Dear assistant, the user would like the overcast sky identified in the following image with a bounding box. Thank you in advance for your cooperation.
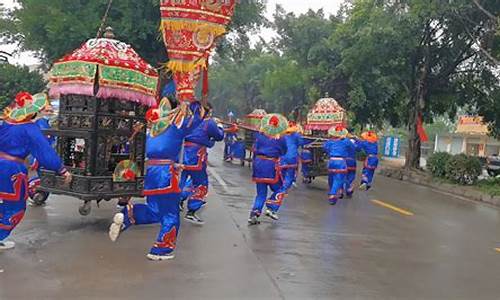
[0,0,343,65]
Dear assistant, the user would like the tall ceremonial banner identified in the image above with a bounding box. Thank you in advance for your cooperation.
[160,0,237,102]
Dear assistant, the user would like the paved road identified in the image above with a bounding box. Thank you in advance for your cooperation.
[1,144,500,300]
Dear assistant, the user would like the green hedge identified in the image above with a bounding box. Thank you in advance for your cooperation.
[427,152,482,185]
[445,154,482,185]
[427,152,452,178]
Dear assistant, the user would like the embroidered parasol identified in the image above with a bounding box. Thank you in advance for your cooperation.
[260,113,288,138]
[113,160,140,182]
[244,109,267,129]
[3,92,50,122]
[49,29,159,107]
[160,0,237,102]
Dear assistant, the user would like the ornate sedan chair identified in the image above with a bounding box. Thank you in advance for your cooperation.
[39,29,159,215]
[303,96,348,182]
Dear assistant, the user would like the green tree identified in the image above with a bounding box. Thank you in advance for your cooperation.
[6,0,266,67]
[333,0,500,169]
[0,63,46,109]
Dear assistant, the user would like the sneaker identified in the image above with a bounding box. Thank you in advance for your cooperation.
[0,241,15,250]
[265,209,279,221]
[184,211,205,225]
[360,183,368,191]
[329,198,338,206]
[109,213,124,242]
[248,215,260,225]
[146,253,175,261]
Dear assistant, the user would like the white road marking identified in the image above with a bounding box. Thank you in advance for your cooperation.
[208,166,230,193]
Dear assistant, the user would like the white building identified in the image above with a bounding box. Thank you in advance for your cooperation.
[434,116,500,157]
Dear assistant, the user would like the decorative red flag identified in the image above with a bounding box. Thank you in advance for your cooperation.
[417,113,429,142]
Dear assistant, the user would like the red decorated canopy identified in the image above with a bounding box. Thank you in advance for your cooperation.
[49,36,159,107]
[305,97,347,131]
[160,0,237,102]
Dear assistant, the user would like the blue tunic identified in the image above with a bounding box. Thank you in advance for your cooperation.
[0,121,64,199]
[183,118,224,169]
[323,138,355,159]
[280,132,313,167]
[359,140,379,169]
[143,103,203,195]
[252,133,287,183]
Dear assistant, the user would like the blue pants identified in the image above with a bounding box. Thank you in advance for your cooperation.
[345,158,357,196]
[122,193,181,256]
[251,182,287,216]
[361,156,378,188]
[301,163,310,178]
[327,159,347,205]
[231,141,246,160]
[180,167,209,213]
[361,168,376,187]
[0,175,27,241]
[281,167,297,191]
[224,142,233,160]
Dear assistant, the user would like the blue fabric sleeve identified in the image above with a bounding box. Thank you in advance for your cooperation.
[181,102,204,136]
[279,137,288,156]
[323,141,330,152]
[298,134,315,146]
[25,124,64,173]
[207,119,225,142]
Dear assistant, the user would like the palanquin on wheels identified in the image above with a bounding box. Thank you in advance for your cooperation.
[38,29,158,215]
[302,96,348,180]
[39,95,148,214]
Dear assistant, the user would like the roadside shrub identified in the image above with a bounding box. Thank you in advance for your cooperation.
[427,152,453,178]
[445,154,482,185]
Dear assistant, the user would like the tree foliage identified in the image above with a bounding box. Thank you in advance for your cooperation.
[5,0,266,67]
[0,63,46,109]
[210,1,500,169]
[332,0,500,168]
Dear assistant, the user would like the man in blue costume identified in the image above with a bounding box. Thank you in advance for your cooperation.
[0,92,71,250]
[280,122,314,191]
[359,131,379,191]
[323,126,354,205]
[344,135,361,198]
[28,104,56,205]
[300,147,313,184]
[109,98,204,261]
[180,103,224,225]
[249,114,288,225]
[223,123,238,161]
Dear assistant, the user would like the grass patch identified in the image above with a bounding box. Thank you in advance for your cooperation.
[476,178,500,196]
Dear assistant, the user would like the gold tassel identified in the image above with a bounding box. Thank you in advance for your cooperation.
[160,20,227,37]
[166,59,208,73]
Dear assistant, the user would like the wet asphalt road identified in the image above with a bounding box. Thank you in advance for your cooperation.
[1,144,500,300]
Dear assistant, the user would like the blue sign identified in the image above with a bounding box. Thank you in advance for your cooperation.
[383,136,401,158]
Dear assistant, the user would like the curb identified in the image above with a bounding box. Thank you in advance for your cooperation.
[378,167,500,207]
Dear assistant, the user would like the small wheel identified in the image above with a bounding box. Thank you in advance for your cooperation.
[78,201,92,216]
[31,192,49,206]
